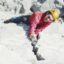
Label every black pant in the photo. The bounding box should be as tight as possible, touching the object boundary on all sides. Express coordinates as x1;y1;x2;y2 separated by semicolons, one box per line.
4;15;30;25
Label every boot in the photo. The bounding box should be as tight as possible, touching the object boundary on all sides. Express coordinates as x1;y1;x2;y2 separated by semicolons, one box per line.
36;53;45;60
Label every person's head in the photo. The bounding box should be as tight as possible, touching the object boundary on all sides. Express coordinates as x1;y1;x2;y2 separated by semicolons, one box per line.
44;9;60;22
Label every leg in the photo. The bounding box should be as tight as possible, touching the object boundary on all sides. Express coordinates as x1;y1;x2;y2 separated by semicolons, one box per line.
32;45;38;55
19;15;30;25
4;15;30;25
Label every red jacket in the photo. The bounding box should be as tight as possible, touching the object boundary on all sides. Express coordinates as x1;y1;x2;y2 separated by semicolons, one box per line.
29;11;52;36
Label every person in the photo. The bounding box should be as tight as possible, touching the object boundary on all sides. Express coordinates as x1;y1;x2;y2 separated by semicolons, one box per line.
28;8;61;60
28;9;60;43
4;8;60;60
4;9;60;43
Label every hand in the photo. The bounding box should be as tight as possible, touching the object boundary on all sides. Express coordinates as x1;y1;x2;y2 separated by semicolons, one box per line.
29;33;36;40
29;33;37;42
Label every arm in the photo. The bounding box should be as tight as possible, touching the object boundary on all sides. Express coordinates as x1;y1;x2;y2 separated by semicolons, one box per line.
28;18;38;36
35;22;51;35
28;12;41;36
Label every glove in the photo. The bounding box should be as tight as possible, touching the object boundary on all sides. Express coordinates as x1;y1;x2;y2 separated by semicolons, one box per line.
29;33;37;42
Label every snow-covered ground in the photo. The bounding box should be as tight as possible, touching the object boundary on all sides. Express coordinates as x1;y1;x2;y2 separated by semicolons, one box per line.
0;0;64;64
0;23;37;64
0;18;64;64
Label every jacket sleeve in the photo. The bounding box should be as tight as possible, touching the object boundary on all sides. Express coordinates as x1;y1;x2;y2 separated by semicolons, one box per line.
28;12;40;36
29;21;37;35
35;22;51;35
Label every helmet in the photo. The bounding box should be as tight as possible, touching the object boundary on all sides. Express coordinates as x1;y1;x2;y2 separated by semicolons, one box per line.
49;9;60;20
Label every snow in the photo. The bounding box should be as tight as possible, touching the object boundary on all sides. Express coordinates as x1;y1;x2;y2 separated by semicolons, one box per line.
0;0;64;64
0;20;64;64
36;22;64;64
0;23;37;64
57;0;64;6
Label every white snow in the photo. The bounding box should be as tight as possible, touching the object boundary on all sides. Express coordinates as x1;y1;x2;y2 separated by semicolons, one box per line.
0;0;64;64
36;22;64;64
0;20;64;64
0;23;37;64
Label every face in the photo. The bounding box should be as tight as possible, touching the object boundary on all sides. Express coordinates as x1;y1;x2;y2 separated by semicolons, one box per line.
44;14;54;22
